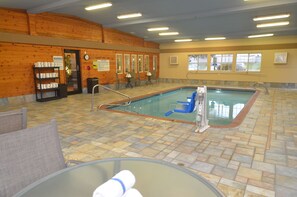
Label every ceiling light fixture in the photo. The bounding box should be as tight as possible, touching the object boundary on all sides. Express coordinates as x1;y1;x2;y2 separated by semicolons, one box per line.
117;13;142;19
174;39;192;42
159;32;179;36
147;27;169;31
85;2;112;11
248;33;274;38
205;37;226;41
253;14;290;21
257;21;289;28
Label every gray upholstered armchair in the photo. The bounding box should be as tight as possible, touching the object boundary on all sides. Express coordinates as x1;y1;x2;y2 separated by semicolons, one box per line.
0;119;66;197
0;107;27;134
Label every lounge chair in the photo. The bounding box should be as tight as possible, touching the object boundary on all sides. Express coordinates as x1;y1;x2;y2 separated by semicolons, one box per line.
0;108;27;134
0;120;66;196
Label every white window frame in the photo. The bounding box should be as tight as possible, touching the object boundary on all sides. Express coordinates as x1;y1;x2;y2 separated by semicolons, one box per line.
236;53;262;72
188;54;208;71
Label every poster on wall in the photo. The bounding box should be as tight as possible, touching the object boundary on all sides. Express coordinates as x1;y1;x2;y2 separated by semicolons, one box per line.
93;60;98;69
53;56;64;70
93;60;110;71
274;52;288;64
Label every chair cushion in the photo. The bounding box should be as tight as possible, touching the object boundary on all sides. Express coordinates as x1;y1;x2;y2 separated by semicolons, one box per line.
0;120;66;197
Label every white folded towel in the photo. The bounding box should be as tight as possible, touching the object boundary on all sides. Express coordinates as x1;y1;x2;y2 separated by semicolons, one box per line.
122;188;143;197
93;170;136;197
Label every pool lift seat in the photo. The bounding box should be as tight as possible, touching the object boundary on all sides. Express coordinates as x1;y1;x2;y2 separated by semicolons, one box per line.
165;91;197;116
174;91;197;113
165;86;209;133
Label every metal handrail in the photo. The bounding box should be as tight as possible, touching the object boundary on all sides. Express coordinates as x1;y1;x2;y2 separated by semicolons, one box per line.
90;84;131;111
252;82;269;95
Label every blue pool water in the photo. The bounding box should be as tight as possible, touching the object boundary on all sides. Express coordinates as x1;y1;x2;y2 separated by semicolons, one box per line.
109;87;255;125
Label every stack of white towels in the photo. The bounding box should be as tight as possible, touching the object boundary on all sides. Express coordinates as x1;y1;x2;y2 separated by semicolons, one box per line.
93;170;143;197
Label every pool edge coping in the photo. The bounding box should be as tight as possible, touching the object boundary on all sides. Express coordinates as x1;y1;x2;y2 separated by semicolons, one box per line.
100;86;260;129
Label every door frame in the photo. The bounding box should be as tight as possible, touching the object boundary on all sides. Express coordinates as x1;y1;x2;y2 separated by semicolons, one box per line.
64;49;82;95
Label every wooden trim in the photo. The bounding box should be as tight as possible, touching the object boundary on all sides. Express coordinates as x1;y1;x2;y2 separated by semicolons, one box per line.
0;32;160;53
27;13;37;36
160;43;297;53
0;7;26;13
101;26;105;43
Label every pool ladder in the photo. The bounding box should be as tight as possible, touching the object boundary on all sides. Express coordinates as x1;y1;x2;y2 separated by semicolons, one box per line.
90;84;131;111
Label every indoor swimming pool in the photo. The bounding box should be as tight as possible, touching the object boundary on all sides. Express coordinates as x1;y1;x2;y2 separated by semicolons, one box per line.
107;87;258;127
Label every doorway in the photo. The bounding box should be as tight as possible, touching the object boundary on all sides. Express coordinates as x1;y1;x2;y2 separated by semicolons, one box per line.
64;49;82;94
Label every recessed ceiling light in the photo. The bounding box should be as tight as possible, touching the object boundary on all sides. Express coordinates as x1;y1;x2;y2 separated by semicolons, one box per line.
117;13;142;19
85;2;112;11
147;27;169;31
248;33;274;38
174;39;192;42
159;32;179;36
257;21;289;28
253;14;290;21
205;37;226;41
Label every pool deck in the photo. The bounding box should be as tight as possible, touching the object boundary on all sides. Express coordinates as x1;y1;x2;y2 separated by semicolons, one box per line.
1;83;297;197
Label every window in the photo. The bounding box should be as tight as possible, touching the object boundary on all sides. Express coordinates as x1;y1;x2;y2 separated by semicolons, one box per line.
210;54;233;71
131;54;137;73
124;54;130;73
188;54;208;71
138;55;143;73
116;54;123;74
144;55;149;71
153;55;157;71
236;53;261;72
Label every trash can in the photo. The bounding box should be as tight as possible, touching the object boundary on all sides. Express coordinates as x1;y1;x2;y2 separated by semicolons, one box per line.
87;78;99;93
58;84;67;98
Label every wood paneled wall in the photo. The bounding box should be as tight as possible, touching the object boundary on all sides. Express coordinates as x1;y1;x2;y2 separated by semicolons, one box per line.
144;41;159;49
31;13;103;42
0;42;159;97
0;8;103;42
0;8;28;34
103;28;144;47
0;8;159;48
81;50;159;87
0;43;64;97
0;8;160;98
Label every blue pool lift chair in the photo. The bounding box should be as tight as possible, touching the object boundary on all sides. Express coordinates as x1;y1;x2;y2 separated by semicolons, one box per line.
165;91;197;116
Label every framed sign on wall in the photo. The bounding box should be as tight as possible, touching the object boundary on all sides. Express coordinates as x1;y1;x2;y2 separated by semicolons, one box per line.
274;52;288;64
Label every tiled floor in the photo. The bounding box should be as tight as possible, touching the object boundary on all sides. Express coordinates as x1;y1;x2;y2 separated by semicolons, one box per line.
1;83;297;197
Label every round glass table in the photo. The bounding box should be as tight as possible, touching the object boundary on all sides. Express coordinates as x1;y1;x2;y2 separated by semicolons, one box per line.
14;158;224;197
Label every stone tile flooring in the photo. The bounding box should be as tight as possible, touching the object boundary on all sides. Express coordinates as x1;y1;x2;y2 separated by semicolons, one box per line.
1;83;297;197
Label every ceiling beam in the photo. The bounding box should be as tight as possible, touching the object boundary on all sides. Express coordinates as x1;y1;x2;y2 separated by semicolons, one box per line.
105;0;297;28
27;0;82;14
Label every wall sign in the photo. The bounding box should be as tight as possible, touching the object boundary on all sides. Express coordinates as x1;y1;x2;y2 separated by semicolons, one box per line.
97;60;110;71
274;52;288;64
53;56;64;70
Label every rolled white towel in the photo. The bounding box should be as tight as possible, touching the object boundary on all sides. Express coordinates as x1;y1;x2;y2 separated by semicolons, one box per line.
123;188;143;197
93;170;136;197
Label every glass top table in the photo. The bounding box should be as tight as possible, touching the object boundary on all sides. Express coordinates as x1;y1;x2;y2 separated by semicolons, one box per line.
14;158;224;197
